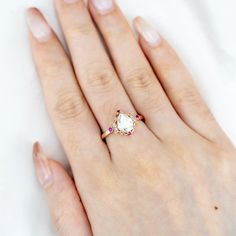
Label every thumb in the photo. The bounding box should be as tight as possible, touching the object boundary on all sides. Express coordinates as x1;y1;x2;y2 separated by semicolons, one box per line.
33;142;92;236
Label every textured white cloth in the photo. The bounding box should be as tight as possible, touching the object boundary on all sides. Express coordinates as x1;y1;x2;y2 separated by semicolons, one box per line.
0;0;235;235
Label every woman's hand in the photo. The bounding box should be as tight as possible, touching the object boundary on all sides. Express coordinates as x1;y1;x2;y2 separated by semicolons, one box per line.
27;0;236;235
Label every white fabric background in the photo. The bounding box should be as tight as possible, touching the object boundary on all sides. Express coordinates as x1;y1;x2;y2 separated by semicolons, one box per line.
0;0;235;235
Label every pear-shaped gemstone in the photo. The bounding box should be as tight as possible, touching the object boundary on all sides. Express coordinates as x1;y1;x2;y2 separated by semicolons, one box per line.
116;114;135;134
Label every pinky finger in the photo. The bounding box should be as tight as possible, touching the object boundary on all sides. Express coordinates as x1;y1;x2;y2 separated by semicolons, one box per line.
33;142;92;236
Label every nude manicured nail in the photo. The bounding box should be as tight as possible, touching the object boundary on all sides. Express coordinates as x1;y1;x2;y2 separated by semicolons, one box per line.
64;0;78;4
26;8;52;43
33;142;53;188
134;17;161;47
91;0;114;14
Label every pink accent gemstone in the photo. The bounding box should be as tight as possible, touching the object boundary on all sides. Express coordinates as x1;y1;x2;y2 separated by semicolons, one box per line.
136;115;140;119
128;132;132;136
108;127;113;132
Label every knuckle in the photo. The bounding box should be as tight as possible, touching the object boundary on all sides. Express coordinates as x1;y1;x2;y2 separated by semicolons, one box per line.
125;68;155;89
125;68;168;114
105;22;130;39
68;23;93;38
177;88;214;120
150;97;167;114
161;54;180;73
206;143;231;168
202;107;215;122
63;133;81;155
177;87;202;107
41;56;68;78
87;67;117;94
55;91;87;122
53;209;67;234
144;95;167;114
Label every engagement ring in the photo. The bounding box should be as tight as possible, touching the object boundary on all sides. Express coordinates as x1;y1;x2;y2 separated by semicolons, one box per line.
102;110;144;139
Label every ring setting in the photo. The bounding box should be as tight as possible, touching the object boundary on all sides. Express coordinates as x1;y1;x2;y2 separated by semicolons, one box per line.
102;110;144;139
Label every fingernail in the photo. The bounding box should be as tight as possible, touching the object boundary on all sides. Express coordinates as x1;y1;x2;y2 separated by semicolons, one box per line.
134;17;161;47
26;8;52;43
91;0;114;14
64;0;78;4
33;142;53;188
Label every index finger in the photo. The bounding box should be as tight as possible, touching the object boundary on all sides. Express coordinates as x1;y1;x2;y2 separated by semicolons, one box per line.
27;8;110;170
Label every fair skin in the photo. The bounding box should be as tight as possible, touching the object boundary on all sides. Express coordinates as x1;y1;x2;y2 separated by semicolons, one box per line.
27;0;236;235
